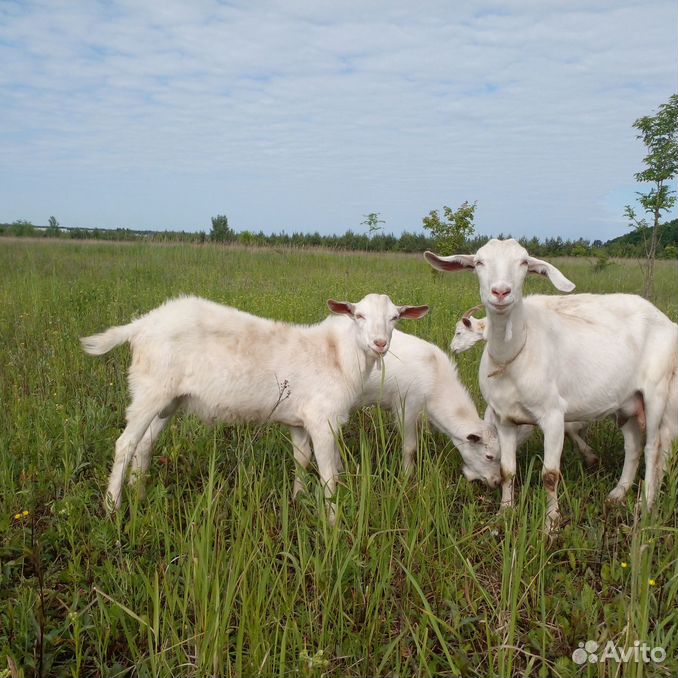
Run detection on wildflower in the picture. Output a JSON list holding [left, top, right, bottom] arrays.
[[14, 513, 21, 520], [648, 578, 656, 586], [22, 510, 29, 517], [621, 562, 628, 569]]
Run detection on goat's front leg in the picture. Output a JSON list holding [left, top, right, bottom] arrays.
[[399, 409, 419, 474], [290, 426, 313, 498], [496, 420, 518, 511], [307, 422, 341, 526], [540, 412, 565, 532]]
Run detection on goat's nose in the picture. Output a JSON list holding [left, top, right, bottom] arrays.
[[374, 338, 387, 349], [491, 285, 511, 299]]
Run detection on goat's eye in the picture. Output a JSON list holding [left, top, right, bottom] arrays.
[[475, 260, 484, 267], [355, 313, 365, 320], [390, 315, 399, 322], [520, 260, 528, 266]]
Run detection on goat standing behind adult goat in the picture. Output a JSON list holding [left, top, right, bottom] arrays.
[[290, 324, 503, 492]]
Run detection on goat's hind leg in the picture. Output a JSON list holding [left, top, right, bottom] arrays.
[[128, 398, 180, 498], [607, 417, 642, 504], [642, 400, 666, 511], [107, 395, 174, 512], [566, 423, 598, 467]]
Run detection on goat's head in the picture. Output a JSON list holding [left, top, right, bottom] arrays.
[[425, 239, 575, 314], [457, 424, 501, 488], [328, 293, 429, 357], [451, 305, 486, 353]]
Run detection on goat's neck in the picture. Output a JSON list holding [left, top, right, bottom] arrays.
[[485, 299, 527, 366], [333, 321, 378, 394]]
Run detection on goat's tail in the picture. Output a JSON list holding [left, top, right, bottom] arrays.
[[80, 323, 136, 356]]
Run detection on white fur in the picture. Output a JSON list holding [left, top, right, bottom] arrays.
[[352, 327, 501, 486], [81, 293, 428, 519], [453, 302, 599, 466], [451, 315, 487, 353], [426, 239, 678, 529]]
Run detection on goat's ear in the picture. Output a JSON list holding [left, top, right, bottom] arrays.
[[398, 304, 429, 320], [525, 257, 576, 292], [424, 251, 476, 272], [462, 317, 472, 328], [327, 300, 355, 316]]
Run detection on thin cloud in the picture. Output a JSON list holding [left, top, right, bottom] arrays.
[[0, 0, 675, 239]]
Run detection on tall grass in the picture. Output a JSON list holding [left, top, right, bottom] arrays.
[[0, 240, 676, 677]]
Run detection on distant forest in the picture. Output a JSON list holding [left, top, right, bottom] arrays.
[[1, 217, 676, 259]]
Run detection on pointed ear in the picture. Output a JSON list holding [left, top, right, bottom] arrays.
[[327, 300, 355, 316], [462, 317, 472, 328], [424, 251, 476, 272], [525, 257, 576, 292], [398, 305, 429, 320]]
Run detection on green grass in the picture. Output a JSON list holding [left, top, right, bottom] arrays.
[[1, 240, 676, 677]]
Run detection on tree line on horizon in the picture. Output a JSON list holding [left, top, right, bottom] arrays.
[[1, 214, 676, 260]]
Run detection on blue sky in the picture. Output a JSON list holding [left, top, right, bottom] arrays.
[[1, 0, 675, 240]]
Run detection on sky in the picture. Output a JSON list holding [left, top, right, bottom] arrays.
[[1, 0, 675, 241]]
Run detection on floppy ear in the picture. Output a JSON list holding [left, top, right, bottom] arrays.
[[398, 305, 429, 320], [327, 300, 355, 316], [424, 251, 476, 272], [525, 257, 576, 292]]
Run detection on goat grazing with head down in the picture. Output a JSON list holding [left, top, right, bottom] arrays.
[[426, 239, 677, 530], [293, 324, 503, 491], [81, 293, 429, 522]]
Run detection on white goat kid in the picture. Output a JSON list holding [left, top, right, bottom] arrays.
[[426, 239, 677, 530], [290, 327, 502, 493], [450, 305, 487, 353], [81, 294, 429, 518], [453, 302, 599, 467]]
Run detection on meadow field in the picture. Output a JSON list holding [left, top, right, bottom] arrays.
[[0, 238, 676, 678]]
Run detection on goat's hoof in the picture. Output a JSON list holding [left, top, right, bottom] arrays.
[[606, 486, 627, 504], [640, 496, 657, 514], [104, 492, 120, 514], [544, 512, 561, 534], [292, 481, 305, 500], [127, 478, 147, 500], [584, 454, 599, 468]]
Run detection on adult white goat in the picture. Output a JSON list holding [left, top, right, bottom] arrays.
[[81, 294, 428, 518], [426, 239, 677, 529], [289, 326, 502, 495], [452, 301, 599, 467]]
